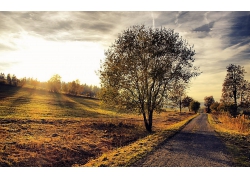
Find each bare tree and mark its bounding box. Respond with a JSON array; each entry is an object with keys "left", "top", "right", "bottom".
[{"left": 99, "top": 25, "right": 201, "bottom": 132}]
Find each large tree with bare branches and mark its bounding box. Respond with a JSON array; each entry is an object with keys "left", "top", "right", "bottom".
[{"left": 99, "top": 25, "right": 200, "bottom": 132}]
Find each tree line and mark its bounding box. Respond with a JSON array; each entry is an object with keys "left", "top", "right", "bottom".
[
  {"left": 0, "top": 73, "right": 100, "bottom": 98},
  {"left": 204, "top": 64, "right": 250, "bottom": 117}
]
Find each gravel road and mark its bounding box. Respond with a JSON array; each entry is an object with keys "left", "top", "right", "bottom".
[{"left": 133, "top": 113, "right": 232, "bottom": 167}]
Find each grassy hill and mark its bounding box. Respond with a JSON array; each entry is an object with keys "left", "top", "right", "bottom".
[
  {"left": 0, "top": 84, "right": 195, "bottom": 166},
  {"left": 0, "top": 84, "right": 117, "bottom": 120}
]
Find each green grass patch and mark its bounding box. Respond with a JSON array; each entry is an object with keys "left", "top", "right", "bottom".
[
  {"left": 208, "top": 114, "right": 250, "bottom": 166},
  {"left": 77, "top": 114, "right": 199, "bottom": 167}
]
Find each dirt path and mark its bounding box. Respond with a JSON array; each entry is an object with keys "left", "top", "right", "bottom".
[{"left": 133, "top": 113, "right": 232, "bottom": 167}]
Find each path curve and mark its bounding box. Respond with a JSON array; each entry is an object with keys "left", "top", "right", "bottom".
[{"left": 133, "top": 113, "right": 232, "bottom": 167}]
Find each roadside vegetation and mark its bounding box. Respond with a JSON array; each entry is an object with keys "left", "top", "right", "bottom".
[
  {"left": 207, "top": 64, "right": 250, "bottom": 166},
  {"left": 208, "top": 114, "right": 250, "bottom": 166}
]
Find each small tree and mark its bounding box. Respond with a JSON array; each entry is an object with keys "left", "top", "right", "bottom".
[
  {"left": 0, "top": 73, "right": 5, "bottom": 84},
  {"left": 204, "top": 96, "right": 215, "bottom": 113},
  {"left": 182, "top": 96, "right": 194, "bottom": 111},
  {"left": 190, "top": 101, "right": 200, "bottom": 113},
  {"left": 7, "top": 73, "right": 12, "bottom": 85},
  {"left": 11, "top": 74, "right": 18, "bottom": 86},
  {"left": 99, "top": 25, "right": 201, "bottom": 132},
  {"left": 48, "top": 74, "right": 61, "bottom": 93},
  {"left": 169, "top": 81, "right": 187, "bottom": 113}
]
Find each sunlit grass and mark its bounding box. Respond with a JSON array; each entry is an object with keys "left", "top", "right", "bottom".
[
  {"left": 80, "top": 114, "right": 198, "bottom": 167},
  {"left": 209, "top": 113, "right": 250, "bottom": 135},
  {"left": 0, "top": 85, "right": 196, "bottom": 166},
  {"left": 208, "top": 114, "right": 250, "bottom": 166},
  {"left": 0, "top": 86, "right": 118, "bottom": 120}
]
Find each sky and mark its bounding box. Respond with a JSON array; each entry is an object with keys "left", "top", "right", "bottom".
[{"left": 0, "top": 2, "right": 250, "bottom": 103}]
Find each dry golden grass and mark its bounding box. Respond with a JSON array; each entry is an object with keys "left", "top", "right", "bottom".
[
  {"left": 0, "top": 85, "right": 196, "bottom": 166},
  {"left": 80, "top": 114, "right": 198, "bottom": 167},
  {"left": 211, "top": 113, "right": 250, "bottom": 135},
  {"left": 208, "top": 113, "right": 250, "bottom": 166}
]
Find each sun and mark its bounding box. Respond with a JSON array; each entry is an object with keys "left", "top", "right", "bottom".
[{"left": 3, "top": 33, "right": 105, "bottom": 85}]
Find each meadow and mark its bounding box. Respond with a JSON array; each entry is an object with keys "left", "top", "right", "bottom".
[{"left": 0, "top": 84, "right": 195, "bottom": 166}]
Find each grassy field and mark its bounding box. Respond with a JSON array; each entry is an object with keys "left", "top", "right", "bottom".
[
  {"left": 80, "top": 114, "right": 198, "bottom": 167},
  {"left": 0, "top": 84, "right": 195, "bottom": 166},
  {"left": 208, "top": 113, "right": 250, "bottom": 166}
]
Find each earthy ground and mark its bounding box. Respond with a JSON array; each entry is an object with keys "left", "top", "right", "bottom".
[
  {"left": 133, "top": 113, "right": 232, "bottom": 167},
  {"left": 0, "top": 113, "right": 194, "bottom": 167},
  {"left": 0, "top": 84, "right": 194, "bottom": 166}
]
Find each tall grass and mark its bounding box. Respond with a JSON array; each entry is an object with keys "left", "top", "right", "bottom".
[
  {"left": 208, "top": 113, "right": 250, "bottom": 166},
  {"left": 217, "top": 113, "right": 249, "bottom": 134}
]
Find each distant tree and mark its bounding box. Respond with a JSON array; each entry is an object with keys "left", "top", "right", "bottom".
[
  {"left": 190, "top": 101, "right": 200, "bottom": 113},
  {"left": 182, "top": 96, "right": 194, "bottom": 111},
  {"left": 0, "top": 73, "right": 5, "bottom": 84},
  {"left": 11, "top": 74, "right": 18, "bottom": 86},
  {"left": 204, "top": 96, "right": 215, "bottom": 113},
  {"left": 210, "top": 102, "right": 220, "bottom": 113},
  {"left": 48, "top": 74, "right": 61, "bottom": 93},
  {"left": 239, "top": 80, "right": 250, "bottom": 106},
  {"left": 169, "top": 81, "right": 187, "bottom": 113},
  {"left": 61, "top": 81, "right": 69, "bottom": 93},
  {"left": 221, "top": 64, "right": 246, "bottom": 105},
  {"left": 0, "top": 73, "right": 5, "bottom": 80},
  {"left": 19, "top": 77, "right": 26, "bottom": 87},
  {"left": 7, "top": 74, "right": 12, "bottom": 85},
  {"left": 99, "top": 25, "right": 200, "bottom": 132},
  {"left": 68, "top": 80, "right": 77, "bottom": 95},
  {"left": 91, "top": 85, "right": 100, "bottom": 98}
]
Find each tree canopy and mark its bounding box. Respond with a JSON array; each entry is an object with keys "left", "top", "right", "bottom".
[
  {"left": 182, "top": 96, "right": 194, "bottom": 111},
  {"left": 221, "top": 64, "right": 246, "bottom": 105},
  {"left": 99, "top": 25, "right": 201, "bottom": 132},
  {"left": 48, "top": 74, "right": 62, "bottom": 93},
  {"left": 190, "top": 100, "right": 200, "bottom": 113},
  {"left": 204, "top": 96, "right": 215, "bottom": 113}
]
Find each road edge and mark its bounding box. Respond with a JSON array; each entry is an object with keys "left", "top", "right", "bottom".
[{"left": 75, "top": 113, "right": 199, "bottom": 167}]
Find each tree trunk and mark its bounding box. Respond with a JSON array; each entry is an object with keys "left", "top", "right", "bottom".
[
  {"left": 179, "top": 99, "right": 182, "bottom": 113},
  {"left": 148, "top": 110, "right": 153, "bottom": 132},
  {"left": 142, "top": 111, "right": 153, "bottom": 132},
  {"left": 233, "top": 90, "right": 237, "bottom": 105}
]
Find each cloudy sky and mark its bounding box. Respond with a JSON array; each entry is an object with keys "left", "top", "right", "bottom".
[{"left": 0, "top": 9, "right": 250, "bottom": 102}]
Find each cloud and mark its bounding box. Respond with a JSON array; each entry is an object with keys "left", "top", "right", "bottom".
[
  {"left": 193, "top": 21, "right": 215, "bottom": 32},
  {"left": 0, "top": 43, "right": 16, "bottom": 51}
]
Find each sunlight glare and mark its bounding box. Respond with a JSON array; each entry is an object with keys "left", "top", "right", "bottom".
[{"left": 2, "top": 33, "right": 104, "bottom": 85}]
